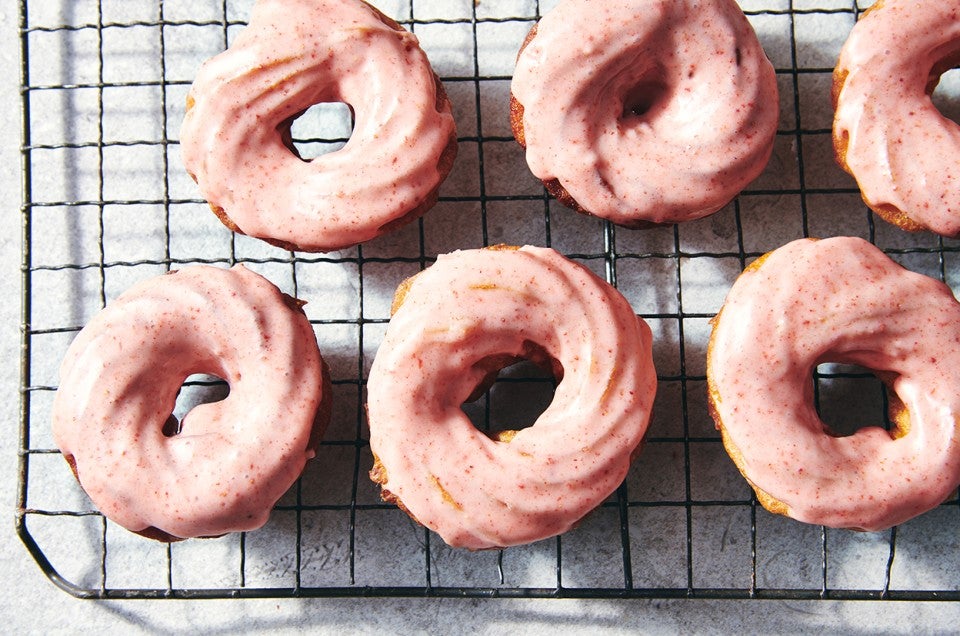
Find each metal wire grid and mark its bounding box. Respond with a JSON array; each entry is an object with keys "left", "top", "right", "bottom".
[{"left": 17, "top": 0, "right": 960, "bottom": 600}]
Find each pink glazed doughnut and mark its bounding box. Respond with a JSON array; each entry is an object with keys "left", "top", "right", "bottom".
[
  {"left": 51, "top": 265, "right": 331, "bottom": 541},
  {"left": 366, "top": 245, "right": 657, "bottom": 550},
  {"left": 833, "top": 0, "right": 960, "bottom": 237},
  {"left": 509, "top": 0, "right": 779, "bottom": 227},
  {"left": 180, "top": 0, "right": 457, "bottom": 252},
  {"left": 707, "top": 237, "right": 960, "bottom": 531}
]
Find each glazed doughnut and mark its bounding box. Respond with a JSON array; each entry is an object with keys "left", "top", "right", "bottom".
[
  {"left": 180, "top": 0, "right": 457, "bottom": 252},
  {"left": 366, "top": 245, "right": 657, "bottom": 549},
  {"left": 707, "top": 237, "right": 960, "bottom": 531},
  {"left": 509, "top": 0, "right": 779, "bottom": 227},
  {"left": 833, "top": 0, "right": 960, "bottom": 237},
  {"left": 51, "top": 265, "right": 331, "bottom": 541}
]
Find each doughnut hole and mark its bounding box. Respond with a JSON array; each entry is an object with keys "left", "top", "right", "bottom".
[
  {"left": 621, "top": 78, "right": 670, "bottom": 120},
  {"left": 463, "top": 341, "right": 561, "bottom": 441},
  {"left": 165, "top": 373, "right": 230, "bottom": 437},
  {"left": 813, "top": 363, "right": 902, "bottom": 439},
  {"left": 931, "top": 66, "right": 960, "bottom": 126},
  {"left": 283, "top": 102, "right": 354, "bottom": 160}
]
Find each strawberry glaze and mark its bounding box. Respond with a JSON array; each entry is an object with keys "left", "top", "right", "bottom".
[
  {"left": 510, "top": 0, "right": 778, "bottom": 226},
  {"left": 180, "top": 0, "right": 457, "bottom": 252},
  {"left": 52, "top": 265, "right": 327, "bottom": 539},
  {"left": 833, "top": 0, "right": 960, "bottom": 237},
  {"left": 708, "top": 237, "right": 960, "bottom": 530},
  {"left": 366, "top": 246, "right": 657, "bottom": 549}
]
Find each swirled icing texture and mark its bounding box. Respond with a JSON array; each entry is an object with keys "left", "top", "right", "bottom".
[
  {"left": 51, "top": 265, "right": 326, "bottom": 539},
  {"left": 833, "top": 0, "right": 960, "bottom": 237},
  {"left": 180, "top": 0, "right": 457, "bottom": 252},
  {"left": 510, "top": 0, "right": 779, "bottom": 226},
  {"left": 366, "top": 246, "right": 657, "bottom": 549},
  {"left": 708, "top": 237, "right": 960, "bottom": 530}
]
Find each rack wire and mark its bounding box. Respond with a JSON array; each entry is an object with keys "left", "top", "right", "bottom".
[{"left": 17, "top": 0, "right": 960, "bottom": 600}]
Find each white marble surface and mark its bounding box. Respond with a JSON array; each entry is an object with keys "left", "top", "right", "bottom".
[{"left": 4, "top": 0, "right": 960, "bottom": 631}]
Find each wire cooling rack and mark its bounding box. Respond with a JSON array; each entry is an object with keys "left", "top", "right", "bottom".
[{"left": 17, "top": 0, "right": 960, "bottom": 600}]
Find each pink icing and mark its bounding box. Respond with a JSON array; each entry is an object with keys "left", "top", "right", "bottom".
[
  {"left": 179, "top": 0, "right": 457, "bottom": 252},
  {"left": 51, "top": 265, "right": 325, "bottom": 539},
  {"left": 708, "top": 237, "right": 960, "bottom": 530},
  {"left": 366, "top": 246, "right": 657, "bottom": 549},
  {"left": 833, "top": 0, "right": 960, "bottom": 237},
  {"left": 510, "top": 0, "right": 779, "bottom": 225}
]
